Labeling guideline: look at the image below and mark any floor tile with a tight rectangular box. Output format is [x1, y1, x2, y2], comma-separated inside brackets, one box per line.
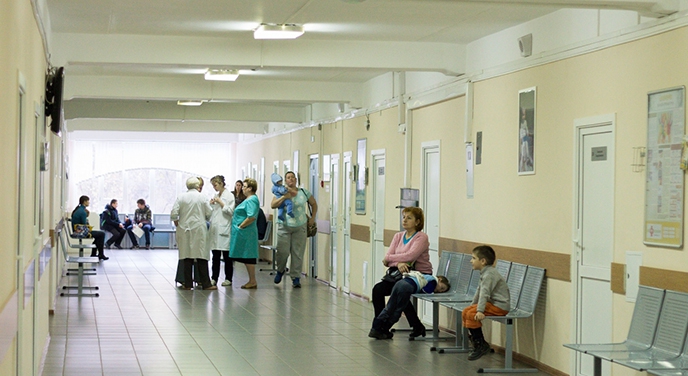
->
[45, 249, 551, 376]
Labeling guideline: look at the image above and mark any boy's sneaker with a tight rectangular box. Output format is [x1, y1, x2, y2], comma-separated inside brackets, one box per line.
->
[468, 340, 491, 361]
[274, 271, 284, 284]
[292, 277, 301, 288]
[132, 245, 140, 249]
[211, 279, 217, 286]
[221, 280, 232, 286]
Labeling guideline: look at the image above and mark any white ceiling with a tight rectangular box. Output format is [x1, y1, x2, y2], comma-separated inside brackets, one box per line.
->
[46, 0, 675, 134]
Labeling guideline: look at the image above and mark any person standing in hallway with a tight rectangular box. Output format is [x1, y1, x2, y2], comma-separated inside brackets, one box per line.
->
[208, 175, 235, 287]
[271, 171, 317, 288]
[71, 195, 108, 260]
[171, 177, 215, 290]
[232, 179, 246, 206]
[229, 178, 260, 289]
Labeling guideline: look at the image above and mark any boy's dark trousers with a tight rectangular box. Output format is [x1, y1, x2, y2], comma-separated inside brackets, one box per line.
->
[371, 279, 423, 330]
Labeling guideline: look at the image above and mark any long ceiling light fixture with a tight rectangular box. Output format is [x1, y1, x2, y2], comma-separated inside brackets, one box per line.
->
[254, 23, 304, 40]
[177, 100, 205, 106]
[204, 69, 240, 81]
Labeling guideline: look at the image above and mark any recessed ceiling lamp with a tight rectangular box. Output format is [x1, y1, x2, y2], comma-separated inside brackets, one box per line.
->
[254, 23, 304, 39]
[177, 100, 205, 106]
[204, 69, 240, 81]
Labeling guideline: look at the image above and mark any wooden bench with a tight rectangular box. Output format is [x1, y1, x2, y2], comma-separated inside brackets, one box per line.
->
[565, 287, 688, 376]
[439, 264, 545, 373]
[57, 228, 100, 297]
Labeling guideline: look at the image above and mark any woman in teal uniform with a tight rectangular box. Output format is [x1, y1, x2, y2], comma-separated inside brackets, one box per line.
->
[229, 178, 260, 289]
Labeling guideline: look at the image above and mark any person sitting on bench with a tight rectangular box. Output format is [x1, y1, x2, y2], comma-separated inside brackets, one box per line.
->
[101, 199, 126, 249]
[463, 245, 511, 361]
[71, 195, 108, 260]
[369, 272, 450, 340]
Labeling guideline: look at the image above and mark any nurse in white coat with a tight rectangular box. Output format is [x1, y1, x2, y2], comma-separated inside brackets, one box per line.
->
[208, 175, 235, 286]
[171, 177, 215, 290]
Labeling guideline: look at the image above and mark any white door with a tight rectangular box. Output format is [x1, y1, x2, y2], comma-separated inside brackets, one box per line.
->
[342, 152, 352, 293]
[573, 117, 614, 376]
[421, 142, 441, 323]
[371, 150, 386, 284]
[309, 155, 319, 278]
[330, 154, 340, 288]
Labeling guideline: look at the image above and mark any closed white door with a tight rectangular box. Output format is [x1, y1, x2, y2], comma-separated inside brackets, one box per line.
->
[342, 153, 352, 293]
[330, 154, 340, 288]
[372, 151, 386, 284]
[421, 142, 441, 322]
[574, 119, 614, 376]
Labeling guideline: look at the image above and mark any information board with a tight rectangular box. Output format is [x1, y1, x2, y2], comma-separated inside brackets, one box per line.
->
[644, 86, 685, 248]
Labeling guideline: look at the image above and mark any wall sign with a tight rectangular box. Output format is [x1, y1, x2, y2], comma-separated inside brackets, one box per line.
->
[644, 86, 685, 248]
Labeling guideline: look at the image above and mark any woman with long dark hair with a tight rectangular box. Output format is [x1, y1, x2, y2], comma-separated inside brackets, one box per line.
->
[71, 195, 108, 260]
[231, 180, 246, 207]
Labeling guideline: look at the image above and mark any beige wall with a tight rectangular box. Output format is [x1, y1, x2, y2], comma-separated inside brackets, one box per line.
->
[1, 0, 55, 373]
[8, 2, 688, 373]
[230, 25, 688, 374]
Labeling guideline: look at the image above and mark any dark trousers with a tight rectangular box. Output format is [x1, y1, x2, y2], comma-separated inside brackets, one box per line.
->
[375, 279, 417, 331]
[126, 224, 153, 246]
[372, 279, 422, 329]
[90, 230, 106, 256]
[183, 258, 211, 289]
[211, 250, 233, 282]
[104, 225, 126, 246]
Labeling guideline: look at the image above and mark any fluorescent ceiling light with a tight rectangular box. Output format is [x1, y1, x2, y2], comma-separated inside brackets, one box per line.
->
[204, 69, 239, 81]
[254, 24, 304, 39]
[177, 100, 205, 106]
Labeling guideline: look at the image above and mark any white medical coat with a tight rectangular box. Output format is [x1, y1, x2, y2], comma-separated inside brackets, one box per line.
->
[171, 189, 212, 260]
[207, 189, 235, 251]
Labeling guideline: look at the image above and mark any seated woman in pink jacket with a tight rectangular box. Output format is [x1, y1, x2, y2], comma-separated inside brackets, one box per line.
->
[371, 206, 432, 339]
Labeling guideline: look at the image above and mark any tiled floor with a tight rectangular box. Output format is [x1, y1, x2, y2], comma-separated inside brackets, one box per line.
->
[43, 249, 550, 376]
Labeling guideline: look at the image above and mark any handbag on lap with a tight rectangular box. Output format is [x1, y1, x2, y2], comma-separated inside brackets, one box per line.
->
[73, 224, 93, 238]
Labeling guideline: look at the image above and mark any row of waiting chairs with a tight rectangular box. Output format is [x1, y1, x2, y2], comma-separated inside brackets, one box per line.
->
[565, 286, 688, 376]
[405, 251, 545, 373]
[57, 220, 100, 297]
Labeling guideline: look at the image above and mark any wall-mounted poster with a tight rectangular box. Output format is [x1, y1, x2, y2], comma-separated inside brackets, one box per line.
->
[644, 86, 685, 248]
[518, 87, 536, 175]
[355, 138, 367, 215]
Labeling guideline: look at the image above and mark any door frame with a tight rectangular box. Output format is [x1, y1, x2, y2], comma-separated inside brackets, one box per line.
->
[371, 149, 386, 285]
[308, 154, 319, 278]
[571, 113, 615, 376]
[420, 140, 441, 323]
[329, 153, 340, 288]
[342, 151, 352, 293]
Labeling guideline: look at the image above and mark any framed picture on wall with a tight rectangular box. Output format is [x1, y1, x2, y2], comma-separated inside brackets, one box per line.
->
[518, 87, 536, 175]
